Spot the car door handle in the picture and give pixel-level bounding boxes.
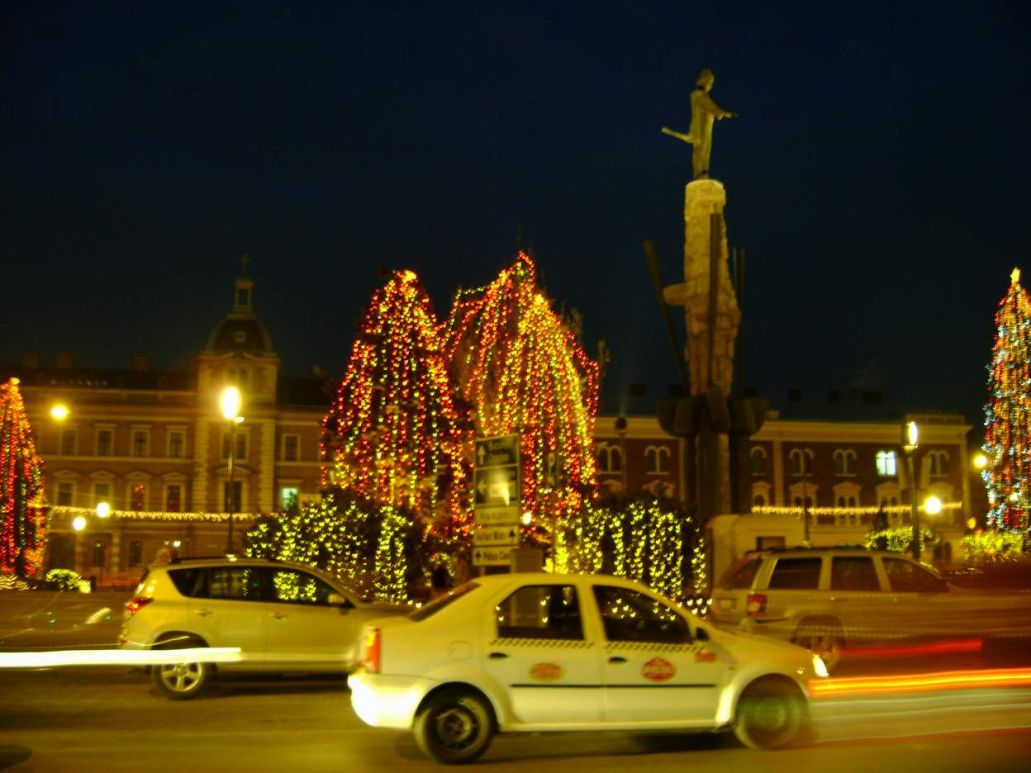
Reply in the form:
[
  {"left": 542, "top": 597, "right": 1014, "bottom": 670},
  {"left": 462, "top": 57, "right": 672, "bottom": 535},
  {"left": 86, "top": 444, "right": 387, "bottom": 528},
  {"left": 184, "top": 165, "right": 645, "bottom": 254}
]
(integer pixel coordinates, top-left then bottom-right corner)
[
  {"left": 608, "top": 656, "right": 628, "bottom": 664},
  {"left": 194, "top": 609, "right": 212, "bottom": 617},
  {"left": 488, "top": 652, "right": 508, "bottom": 660}
]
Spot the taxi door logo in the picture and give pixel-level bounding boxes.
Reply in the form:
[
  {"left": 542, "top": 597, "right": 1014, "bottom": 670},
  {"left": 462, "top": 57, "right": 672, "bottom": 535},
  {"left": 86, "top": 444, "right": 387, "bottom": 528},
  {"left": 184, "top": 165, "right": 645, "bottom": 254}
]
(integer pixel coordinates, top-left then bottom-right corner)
[
  {"left": 642, "top": 657, "right": 676, "bottom": 682},
  {"left": 529, "top": 662, "right": 563, "bottom": 681}
]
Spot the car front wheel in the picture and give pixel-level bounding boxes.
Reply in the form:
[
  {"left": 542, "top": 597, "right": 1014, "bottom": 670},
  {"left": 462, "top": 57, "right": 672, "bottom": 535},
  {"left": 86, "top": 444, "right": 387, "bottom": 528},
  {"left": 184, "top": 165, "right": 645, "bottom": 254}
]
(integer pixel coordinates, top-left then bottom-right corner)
[
  {"left": 414, "top": 688, "right": 495, "bottom": 764},
  {"left": 733, "top": 677, "right": 809, "bottom": 749}
]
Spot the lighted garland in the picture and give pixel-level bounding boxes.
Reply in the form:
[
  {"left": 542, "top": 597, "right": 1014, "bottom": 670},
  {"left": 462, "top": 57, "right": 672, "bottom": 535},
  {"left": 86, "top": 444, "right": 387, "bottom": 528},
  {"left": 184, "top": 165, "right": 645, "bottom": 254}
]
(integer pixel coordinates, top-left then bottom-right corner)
[
  {"left": 983, "top": 268, "right": 1031, "bottom": 535},
  {"left": 0, "top": 378, "right": 47, "bottom": 578},
  {"left": 444, "top": 253, "right": 599, "bottom": 542},
  {"left": 864, "top": 526, "right": 940, "bottom": 556}
]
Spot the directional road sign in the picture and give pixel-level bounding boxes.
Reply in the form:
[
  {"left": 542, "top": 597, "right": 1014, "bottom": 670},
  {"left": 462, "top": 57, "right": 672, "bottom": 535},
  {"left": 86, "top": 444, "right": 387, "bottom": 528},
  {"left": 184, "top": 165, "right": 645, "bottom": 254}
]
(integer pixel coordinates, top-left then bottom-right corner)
[
  {"left": 474, "top": 467, "right": 518, "bottom": 507},
  {"left": 472, "top": 546, "right": 516, "bottom": 567},
  {"left": 473, "top": 525, "right": 519, "bottom": 548},
  {"left": 474, "top": 434, "right": 519, "bottom": 468}
]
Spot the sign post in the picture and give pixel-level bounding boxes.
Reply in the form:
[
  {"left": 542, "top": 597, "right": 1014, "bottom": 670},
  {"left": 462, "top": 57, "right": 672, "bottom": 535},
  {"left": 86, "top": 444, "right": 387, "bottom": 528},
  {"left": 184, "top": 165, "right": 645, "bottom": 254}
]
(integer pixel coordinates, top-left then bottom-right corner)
[{"left": 472, "top": 434, "right": 520, "bottom": 570}]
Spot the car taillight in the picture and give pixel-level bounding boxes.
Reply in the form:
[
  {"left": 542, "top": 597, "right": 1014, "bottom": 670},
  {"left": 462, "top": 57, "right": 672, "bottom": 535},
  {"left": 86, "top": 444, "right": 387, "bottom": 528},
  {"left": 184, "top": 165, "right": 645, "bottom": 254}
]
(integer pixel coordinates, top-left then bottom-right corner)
[
  {"left": 361, "top": 628, "right": 381, "bottom": 674},
  {"left": 124, "top": 596, "right": 154, "bottom": 618},
  {"left": 746, "top": 593, "right": 767, "bottom": 617}
]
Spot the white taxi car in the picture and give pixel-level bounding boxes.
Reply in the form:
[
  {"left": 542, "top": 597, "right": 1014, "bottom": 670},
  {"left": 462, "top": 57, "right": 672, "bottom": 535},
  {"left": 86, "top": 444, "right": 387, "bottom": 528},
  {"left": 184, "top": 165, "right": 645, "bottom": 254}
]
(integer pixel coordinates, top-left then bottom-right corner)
[{"left": 350, "top": 573, "right": 827, "bottom": 764}]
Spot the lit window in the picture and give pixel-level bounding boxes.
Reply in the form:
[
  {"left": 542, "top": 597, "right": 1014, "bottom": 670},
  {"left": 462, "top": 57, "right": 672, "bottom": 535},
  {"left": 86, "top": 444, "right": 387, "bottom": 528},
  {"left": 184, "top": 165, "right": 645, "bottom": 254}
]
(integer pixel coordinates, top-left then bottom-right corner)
[
  {"left": 280, "top": 487, "right": 299, "bottom": 511},
  {"left": 130, "top": 483, "right": 146, "bottom": 510},
  {"left": 876, "top": 450, "right": 898, "bottom": 476}
]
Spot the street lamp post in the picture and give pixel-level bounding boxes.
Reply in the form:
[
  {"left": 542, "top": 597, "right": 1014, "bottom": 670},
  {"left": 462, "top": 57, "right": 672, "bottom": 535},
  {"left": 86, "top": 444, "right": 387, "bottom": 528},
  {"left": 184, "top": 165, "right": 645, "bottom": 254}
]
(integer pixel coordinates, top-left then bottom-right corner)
[
  {"left": 220, "top": 387, "right": 244, "bottom": 554},
  {"left": 904, "top": 420, "right": 920, "bottom": 561},
  {"left": 801, "top": 457, "right": 811, "bottom": 544}
]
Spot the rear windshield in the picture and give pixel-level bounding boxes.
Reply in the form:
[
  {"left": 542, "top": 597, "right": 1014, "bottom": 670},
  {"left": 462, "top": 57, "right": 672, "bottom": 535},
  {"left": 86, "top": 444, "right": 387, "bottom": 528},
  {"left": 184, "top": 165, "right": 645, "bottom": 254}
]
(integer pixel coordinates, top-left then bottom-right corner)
[
  {"left": 409, "top": 581, "right": 480, "bottom": 622},
  {"left": 718, "top": 557, "right": 763, "bottom": 589}
]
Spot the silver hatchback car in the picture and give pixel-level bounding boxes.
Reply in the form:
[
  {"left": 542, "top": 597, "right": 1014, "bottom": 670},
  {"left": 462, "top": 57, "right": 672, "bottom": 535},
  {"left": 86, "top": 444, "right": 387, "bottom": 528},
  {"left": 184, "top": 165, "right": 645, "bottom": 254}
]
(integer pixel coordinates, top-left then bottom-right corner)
[{"left": 119, "top": 556, "right": 406, "bottom": 699}]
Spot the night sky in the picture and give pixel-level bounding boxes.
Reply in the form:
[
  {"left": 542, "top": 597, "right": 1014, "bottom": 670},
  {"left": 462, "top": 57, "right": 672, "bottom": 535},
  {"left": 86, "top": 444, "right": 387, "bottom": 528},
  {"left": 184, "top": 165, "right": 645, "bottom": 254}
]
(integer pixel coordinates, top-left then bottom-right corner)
[{"left": 3, "top": 1, "right": 1028, "bottom": 426}]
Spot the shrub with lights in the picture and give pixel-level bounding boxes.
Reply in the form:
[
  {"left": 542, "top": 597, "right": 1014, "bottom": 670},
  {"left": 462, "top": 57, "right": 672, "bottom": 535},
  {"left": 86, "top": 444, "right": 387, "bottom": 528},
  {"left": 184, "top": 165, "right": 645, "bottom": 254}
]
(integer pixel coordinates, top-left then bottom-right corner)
[{"left": 562, "top": 495, "right": 706, "bottom": 602}]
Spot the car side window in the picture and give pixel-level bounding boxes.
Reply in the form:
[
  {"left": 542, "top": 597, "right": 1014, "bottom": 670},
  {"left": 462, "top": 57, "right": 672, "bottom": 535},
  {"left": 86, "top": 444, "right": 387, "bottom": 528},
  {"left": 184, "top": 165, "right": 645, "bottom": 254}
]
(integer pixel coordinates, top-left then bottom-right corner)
[
  {"left": 830, "top": 557, "right": 880, "bottom": 591},
  {"left": 267, "top": 568, "right": 337, "bottom": 605},
  {"left": 202, "top": 567, "right": 263, "bottom": 601},
  {"left": 167, "top": 568, "right": 203, "bottom": 597},
  {"left": 883, "top": 558, "right": 947, "bottom": 593},
  {"left": 495, "top": 585, "right": 583, "bottom": 640},
  {"left": 768, "top": 557, "right": 821, "bottom": 589},
  {"left": 594, "top": 586, "right": 690, "bottom": 644}
]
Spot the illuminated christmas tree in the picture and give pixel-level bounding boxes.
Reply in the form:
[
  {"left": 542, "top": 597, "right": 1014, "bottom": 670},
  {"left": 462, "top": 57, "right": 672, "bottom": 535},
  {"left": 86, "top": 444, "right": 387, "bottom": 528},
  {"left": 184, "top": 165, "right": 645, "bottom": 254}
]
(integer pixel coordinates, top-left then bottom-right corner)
[
  {"left": 983, "top": 267, "right": 1031, "bottom": 535},
  {"left": 321, "top": 270, "right": 473, "bottom": 593},
  {"left": 444, "top": 253, "right": 599, "bottom": 564},
  {"left": 0, "top": 378, "right": 47, "bottom": 578}
]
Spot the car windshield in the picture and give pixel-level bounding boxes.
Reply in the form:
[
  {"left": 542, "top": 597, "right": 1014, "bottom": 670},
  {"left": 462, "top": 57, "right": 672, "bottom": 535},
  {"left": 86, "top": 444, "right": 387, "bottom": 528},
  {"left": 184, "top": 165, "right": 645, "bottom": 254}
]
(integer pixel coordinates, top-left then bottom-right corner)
[{"left": 409, "top": 581, "right": 480, "bottom": 621}]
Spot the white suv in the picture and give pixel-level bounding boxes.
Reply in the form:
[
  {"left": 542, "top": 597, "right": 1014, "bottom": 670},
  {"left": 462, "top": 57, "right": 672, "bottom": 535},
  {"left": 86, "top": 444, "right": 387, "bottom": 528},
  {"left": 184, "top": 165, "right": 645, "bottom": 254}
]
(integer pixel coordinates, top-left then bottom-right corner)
[
  {"left": 119, "top": 557, "right": 406, "bottom": 699},
  {"left": 709, "top": 547, "right": 1031, "bottom": 671}
]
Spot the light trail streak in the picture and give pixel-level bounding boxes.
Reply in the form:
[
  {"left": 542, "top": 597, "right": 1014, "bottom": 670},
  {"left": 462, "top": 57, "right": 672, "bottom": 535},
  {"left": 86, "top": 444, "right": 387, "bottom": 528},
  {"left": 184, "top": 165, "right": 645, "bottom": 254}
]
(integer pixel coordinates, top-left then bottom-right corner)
[
  {"left": 810, "top": 667, "right": 1031, "bottom": 697},
  {"left": 0, "top": 647, "right": 242, "bottom": 668}
]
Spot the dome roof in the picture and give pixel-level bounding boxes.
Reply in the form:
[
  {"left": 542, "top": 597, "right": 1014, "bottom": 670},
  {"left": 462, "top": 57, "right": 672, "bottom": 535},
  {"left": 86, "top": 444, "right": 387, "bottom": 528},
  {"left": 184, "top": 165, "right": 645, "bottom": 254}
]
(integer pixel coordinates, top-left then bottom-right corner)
[
  {"left": 204, "top": 270, "right": 276, "bottom": 355},
  {"left": 205, "top": 316, "right": 275, "bottom": 353}
]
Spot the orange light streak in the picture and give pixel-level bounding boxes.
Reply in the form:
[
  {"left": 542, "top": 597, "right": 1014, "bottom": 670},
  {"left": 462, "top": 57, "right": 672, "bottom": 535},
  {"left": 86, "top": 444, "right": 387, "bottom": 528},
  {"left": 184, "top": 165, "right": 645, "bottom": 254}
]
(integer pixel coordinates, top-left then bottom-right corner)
[{"left": 810, "top": 667, "right": 1031, "bottom": 698}]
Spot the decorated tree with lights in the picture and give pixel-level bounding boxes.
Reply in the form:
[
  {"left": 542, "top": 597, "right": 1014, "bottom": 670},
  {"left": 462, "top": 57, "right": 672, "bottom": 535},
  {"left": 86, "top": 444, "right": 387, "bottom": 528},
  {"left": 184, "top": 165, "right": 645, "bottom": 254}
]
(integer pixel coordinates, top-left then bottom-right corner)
[
  {"left": 320, "top": 270, "right": 473, "bottom": 596},
  {"left": 444, "top": 253, "right": 600, "bottom": 567},
  {"left": 983, "top": 267, "right": 1031, "bottom": 536},
  {"left": 0, "top": 378, "right": 47, "bottom": 579}
]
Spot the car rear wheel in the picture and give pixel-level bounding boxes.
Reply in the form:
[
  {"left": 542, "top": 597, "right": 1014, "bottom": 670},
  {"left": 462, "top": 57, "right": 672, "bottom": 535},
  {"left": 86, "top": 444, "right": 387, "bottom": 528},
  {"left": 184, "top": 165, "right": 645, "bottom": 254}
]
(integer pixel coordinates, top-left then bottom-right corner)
[
  {"left": 733, "top": 677, "right": 808, "bottom": 749},
  {"left": 151, "top": 640, "right": 213, "bottom": 700},
  {"left": 414, "top": 688, "right": 494, "bottom": 764}
]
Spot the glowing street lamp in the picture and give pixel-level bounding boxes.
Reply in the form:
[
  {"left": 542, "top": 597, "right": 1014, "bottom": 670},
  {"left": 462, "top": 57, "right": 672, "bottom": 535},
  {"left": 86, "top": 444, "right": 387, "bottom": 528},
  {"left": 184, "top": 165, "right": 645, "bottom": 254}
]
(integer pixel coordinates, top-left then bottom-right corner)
[
  {"left": 923, "top": 495, "right": 943, "bottom": 516},
  {"left": 72, "top": 515, "right": 87, "bottom": 532},
  {"left": 50, "top": 403, "right": 70, "bottom": 421},
  {"left": 220, "top": 387, "right": 244, "bottom": 554},
  {"left": 96, "top": 501, "right": 111, "bottom": 519}
]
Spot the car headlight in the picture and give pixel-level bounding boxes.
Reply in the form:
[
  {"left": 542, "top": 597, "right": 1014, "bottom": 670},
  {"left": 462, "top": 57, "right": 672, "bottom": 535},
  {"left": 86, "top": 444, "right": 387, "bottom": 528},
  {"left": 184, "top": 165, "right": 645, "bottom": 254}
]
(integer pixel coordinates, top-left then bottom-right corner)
[{"left": 812, "top": 653, "right": 829, "bottom": 678}]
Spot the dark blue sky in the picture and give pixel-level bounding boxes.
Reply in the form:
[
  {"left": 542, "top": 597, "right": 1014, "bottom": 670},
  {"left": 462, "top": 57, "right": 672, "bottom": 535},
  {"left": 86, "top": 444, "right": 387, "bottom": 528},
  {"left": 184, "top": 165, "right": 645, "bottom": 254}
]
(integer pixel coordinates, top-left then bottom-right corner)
[{"left": 2, "top": 1, "right": 1028, "bottom": 425}]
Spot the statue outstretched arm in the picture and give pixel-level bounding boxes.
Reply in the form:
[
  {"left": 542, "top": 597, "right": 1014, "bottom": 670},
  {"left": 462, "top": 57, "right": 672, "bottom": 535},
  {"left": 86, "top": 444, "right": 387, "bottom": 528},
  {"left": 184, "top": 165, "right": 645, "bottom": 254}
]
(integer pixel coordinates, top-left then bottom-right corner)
[
  {"left": 695, "top": 91, "right": 736, "bottom": 119},
  {"left": 661, "top": 126, "right": 693, "bottom": 144}
]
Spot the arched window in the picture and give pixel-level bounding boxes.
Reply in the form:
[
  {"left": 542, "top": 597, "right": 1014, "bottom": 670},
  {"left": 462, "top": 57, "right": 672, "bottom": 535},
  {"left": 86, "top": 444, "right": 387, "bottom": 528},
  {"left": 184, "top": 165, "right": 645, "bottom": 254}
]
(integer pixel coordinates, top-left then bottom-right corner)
[
  {"left": 789, "top": 448, "right": 814, "bottom": 476},
  {"left": 833, "top": 449, "right": 857, "bottom": 476},
  {"left": 596, "top": 443, "right": 623, "bottom": 473},
  {"left": 753, "top": 493, "right": 767, "bottom": 507},
  {"left": 750, "top": 446, "right": 768, "bottom": 476},
  {"left": 928, "top": 450, "right": 950, "bottom": 477},
  {"left": 645, "top": 445, "right": 671, "bottom": 474}
]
